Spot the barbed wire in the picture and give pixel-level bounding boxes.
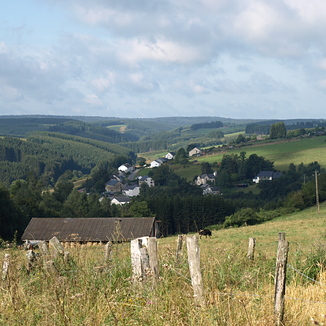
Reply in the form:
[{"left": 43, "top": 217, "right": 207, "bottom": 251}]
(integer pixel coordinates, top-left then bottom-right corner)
[{"left": 288, "top": 264, "right": 326, "bottom": 287}]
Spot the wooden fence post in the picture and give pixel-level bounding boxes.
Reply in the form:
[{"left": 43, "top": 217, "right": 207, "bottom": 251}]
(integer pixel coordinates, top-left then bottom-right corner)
[
  {"left": 186, "top": 235, "right": 205, "bottom": 306},
  {"left": 2, "top": 254, "right": 10, "bottom": 281},
  {"left": 176, "top": 235, "right": 184, "bottom": 263},
  {"left": 130, "top": 237, "right": 158, "bottom": 285},
  {"left": 148, "top": 237, "right": 159, "bottom": 284},
  {"left": 104, "top": 241, "right": 112, "bottom": 264},
  {"left": 49, "top": 236, "right": 64, "bottom": 257},
  {"left": 274, "top": 233, "right": 289, "bottom": 326},
  {"left": 247, "top": 237, "right": 256, "bottom": 260}
]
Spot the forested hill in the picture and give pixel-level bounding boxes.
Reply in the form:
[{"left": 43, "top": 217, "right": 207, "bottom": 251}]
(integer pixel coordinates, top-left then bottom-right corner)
[{"left": 0, "top": 133, "right": 135, "bottom": 187}]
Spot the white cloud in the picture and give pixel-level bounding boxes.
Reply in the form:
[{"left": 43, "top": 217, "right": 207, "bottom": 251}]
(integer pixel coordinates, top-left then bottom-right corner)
[{"left": 1, "top": 0, "right": 326, "bottom": 119}]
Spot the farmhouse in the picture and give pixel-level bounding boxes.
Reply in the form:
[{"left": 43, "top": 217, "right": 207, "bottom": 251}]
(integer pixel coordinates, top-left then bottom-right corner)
[
  {"left": 21, "top": 217, "right": 159, "bottom": 243},
  {"left": 105, "top": 179, "right": 123, "bottom": 192},
  {"left": 195, "top": 173, "right": 215, "bottom": 185},
  {"left": 253, "top": 171, "right": 283, "bottom": 183},
  {"left": 189, "top": 147, "right": 202, "bottom": 157}
]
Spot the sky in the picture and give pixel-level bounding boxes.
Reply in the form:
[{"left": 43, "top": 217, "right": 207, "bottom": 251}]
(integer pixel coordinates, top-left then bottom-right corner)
[{"left": 1, "top": 0, "right": 326, "bottom": 120}]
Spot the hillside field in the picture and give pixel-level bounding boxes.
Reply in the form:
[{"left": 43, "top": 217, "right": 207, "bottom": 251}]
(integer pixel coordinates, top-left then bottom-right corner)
[{"left": 1, "top": 204, "right": 326, "bottom": 325}]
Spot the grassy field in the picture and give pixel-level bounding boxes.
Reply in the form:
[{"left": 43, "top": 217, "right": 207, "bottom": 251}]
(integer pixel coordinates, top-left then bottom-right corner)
[
  {"left": 196, "top": 135, "right": 326, "bottom": 171},
  {"left": 2, "top": 204, "right": 326, "bottom": 325}
]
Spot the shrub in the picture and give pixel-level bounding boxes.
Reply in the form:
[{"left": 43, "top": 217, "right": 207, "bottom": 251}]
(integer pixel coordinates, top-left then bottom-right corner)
[{"left": 223, "top": 207, "right": 261, "bottom": 228}]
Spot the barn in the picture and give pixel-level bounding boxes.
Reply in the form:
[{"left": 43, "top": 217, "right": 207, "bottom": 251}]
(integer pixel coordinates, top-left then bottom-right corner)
[{"left": 21, "top": 217, "right": 159, "bottom": 244}]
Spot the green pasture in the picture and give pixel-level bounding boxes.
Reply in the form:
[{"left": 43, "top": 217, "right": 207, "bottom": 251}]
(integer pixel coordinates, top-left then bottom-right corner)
[
  {"left": 169, "top": 163, "right": 201, "bottom": 181},
  {"left": 195, "top": 136, "right": 326, "bottom": 171}
]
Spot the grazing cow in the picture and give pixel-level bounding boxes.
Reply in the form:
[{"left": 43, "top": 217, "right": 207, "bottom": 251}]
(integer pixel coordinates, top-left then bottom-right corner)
[{"left": 199, "top": 229, "right": 212, "bottom": 239}]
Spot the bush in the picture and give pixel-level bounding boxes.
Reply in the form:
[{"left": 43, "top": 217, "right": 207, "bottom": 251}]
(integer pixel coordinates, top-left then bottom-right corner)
[{"left": 223, "top": 207, "right": 261, "bottom": 228}]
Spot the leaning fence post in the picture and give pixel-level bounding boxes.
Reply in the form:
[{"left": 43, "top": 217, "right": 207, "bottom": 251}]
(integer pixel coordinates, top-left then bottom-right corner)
[
  {"left": 247, "top": 237, "right": 256, "bottom": 260},
  {"left": 186, "top": 235, "right": 205, "bottom": 306},
  {"left": 2, "top": 254, "right": 10, "bottom": 281},
  {"left": 274, "top": 233, "right": 289, "bottom": 326}
]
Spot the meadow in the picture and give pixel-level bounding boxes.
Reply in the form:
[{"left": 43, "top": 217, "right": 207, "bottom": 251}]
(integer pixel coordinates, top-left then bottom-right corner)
[
  {"left": 2, "top": 203, "right": 326, "bottom": 325},
  {"left": 197, "top": 135, "right": 326, "bottom": 171}
]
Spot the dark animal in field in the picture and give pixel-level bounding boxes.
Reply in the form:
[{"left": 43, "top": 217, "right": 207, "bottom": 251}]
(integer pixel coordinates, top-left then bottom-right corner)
[{"left": 199, "top": 229, "right": 212, "bottom": 238}]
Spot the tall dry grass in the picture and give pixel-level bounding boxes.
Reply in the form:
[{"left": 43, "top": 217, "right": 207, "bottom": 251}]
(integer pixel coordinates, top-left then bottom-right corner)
[
  {"left": 0, "top": 242, "right": 324, "bottom": 325},
  {"left": 2, "top": 207, "right": 326, "bottom": 325}
]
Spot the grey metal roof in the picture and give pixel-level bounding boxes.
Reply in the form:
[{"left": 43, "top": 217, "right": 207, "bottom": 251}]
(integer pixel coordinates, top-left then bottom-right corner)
[{"left": 21, "top": 217, "right": 156, "bottom": 242}]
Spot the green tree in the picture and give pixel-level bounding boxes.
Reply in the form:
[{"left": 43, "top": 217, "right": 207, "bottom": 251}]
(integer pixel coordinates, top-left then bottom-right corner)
[
  {"left": 200, "top": 162, "right": 213, "bottom": 175},
  {"left": 174, "top": 147, "right": 189, "bottom": 165},
  {"left": 128, "top": 201, "right": 152, "bottom": 217},
  {"left": 235, "top": 134, "right": 246, "bottom": 144},
  {"left": 0, "top": 185, "right": 20, "bottom": 239},
  {"left": 270, "top": 122, "right": 287, "bottom": 139}
]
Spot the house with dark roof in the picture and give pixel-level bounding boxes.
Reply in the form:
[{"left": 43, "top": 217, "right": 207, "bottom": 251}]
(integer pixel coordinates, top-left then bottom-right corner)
[
  {"left": 111, "top": 196, "right": 131, "bottom": 205},
  {"left": 122, "top": 184, "right": 140, "bottom": 197},
  {"left": 149, "top": 157, "right": 168, "bottom": 168},
  {"left": 195, "top": 173, "right": 215, "bottom": 185},
  {"left": 21, "top": 217, "right": 159, "bottom": 243},
  {"left": 253, "top": 171, "right": 283, "bottom": 183},
  {"left": 201, "top": 184, "right": 221, "bottom": 195},
  {"left": 138, "top": 176, "right": 155, "bottom": 187},
  {"left": 118, "top": 163, "right": 135, "bottom": 173},
  {"left": 105, "top": 179, "right": 123, "bottom": 192},
  {"left": 165, "top": 152, "right": 175, "bottom": 160}
]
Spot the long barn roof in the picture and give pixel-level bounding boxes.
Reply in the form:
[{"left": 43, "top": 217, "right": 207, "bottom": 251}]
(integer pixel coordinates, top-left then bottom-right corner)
[{"left": 21, "top": 217, "right": 156, "bottom": 242}]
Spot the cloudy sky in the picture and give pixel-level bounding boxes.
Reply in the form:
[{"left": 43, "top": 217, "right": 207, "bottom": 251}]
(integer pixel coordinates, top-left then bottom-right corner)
[{"left": 1, "top": 0, "right": 326, "bottom": 119}]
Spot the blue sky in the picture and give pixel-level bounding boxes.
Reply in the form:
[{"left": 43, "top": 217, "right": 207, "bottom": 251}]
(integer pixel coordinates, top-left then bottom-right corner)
[{"left": 1, "top": 0, "right": 326, "bottom": 119}]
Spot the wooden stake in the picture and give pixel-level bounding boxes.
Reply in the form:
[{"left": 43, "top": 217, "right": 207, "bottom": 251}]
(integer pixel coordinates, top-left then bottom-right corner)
[
  {"left": 186, "top": 235, "right": 205, "bottom": 306},
  {"left": 247, "top": 237, "right": 256, "bottom": 260},
  {"left": 274, "top": 235, "right": 289, "bottom": 326}
]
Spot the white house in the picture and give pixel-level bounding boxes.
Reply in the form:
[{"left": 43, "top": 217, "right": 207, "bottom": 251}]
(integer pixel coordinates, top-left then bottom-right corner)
[
  {"left": 150, "top": 157, "right": 168, "bottom": 168},
  {"left": 139, "top": 176, "right": 155, "bottom": 187},
  {"left": 118, "top": 163, "right": 134, "bottom": 173},
  {"left": 165, "top": 152, "right": 175, "bottom": 160},
  {"left": 253, "top": 171, "right": 283, "bottom": 183},
  {"left": 122, "top": 185, "right": 140, "bottom": 197},
  {"left": 111, "top": 196, "right": 131, "bottom": 205}
]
